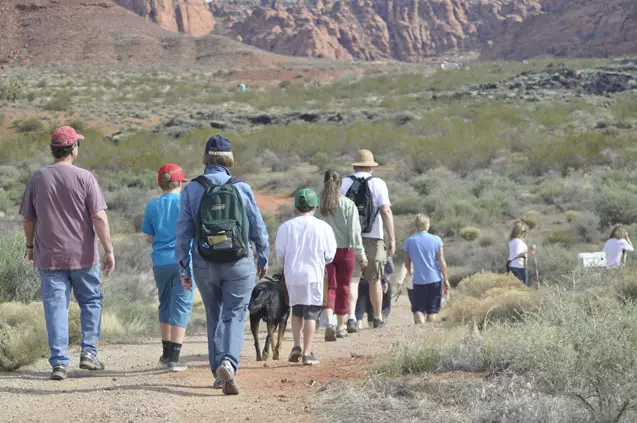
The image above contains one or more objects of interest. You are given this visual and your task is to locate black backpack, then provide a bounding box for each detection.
[194,176,250,264]
[345,176,378,234]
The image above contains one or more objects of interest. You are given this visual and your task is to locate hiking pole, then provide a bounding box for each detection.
[533,255,540,290]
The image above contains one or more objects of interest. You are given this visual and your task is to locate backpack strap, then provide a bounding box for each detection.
[194,175,213,190]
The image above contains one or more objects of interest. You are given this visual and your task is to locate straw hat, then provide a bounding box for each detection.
[351,149,378,167]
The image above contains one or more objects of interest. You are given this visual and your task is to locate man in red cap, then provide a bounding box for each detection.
[19,126,115,381]
[142,163,193,372]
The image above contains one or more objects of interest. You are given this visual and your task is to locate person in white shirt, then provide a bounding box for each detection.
[340,149,395,331]
[275,188,337,366]
[507,222,536,287]
[603,225,634,269]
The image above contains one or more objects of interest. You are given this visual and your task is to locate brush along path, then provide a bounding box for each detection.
[0,295,418,423]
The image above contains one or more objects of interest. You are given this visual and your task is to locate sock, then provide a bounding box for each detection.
[162,340,170,359]
[169,342,182,363]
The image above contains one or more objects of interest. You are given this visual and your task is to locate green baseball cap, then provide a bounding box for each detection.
[295,188,319,208]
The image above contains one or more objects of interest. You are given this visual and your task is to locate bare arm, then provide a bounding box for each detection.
[23,217,36,246]
[403,252,412,277]
[147,235,154,243]
[379,204,396,255]
[437,246,449,288]
[91,210,115,276]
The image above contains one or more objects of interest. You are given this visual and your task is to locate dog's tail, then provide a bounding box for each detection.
[248,284,268,314]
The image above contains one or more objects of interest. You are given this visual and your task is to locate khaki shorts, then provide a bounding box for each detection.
[361,238,386,284]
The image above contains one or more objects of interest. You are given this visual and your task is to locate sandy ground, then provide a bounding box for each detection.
[0,295,419,423]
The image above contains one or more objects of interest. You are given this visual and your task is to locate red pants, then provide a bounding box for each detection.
[325,248,355,315]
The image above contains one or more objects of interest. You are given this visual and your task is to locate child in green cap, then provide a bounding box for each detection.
[275,188,337,365]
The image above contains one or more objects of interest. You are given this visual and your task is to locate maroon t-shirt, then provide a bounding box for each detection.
[19,164,107,271]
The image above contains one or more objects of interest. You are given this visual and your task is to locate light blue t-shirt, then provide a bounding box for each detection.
[404,231,444,284]
[142,193,181,267]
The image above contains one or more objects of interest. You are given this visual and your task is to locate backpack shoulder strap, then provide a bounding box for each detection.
[194,175,213,190]
[227,177,243,185]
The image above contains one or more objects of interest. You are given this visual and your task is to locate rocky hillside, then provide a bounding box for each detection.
[210,0,637,61]
[114,0,216,36]
[0,0,296,67]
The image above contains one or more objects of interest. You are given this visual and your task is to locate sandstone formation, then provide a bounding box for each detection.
[209,0,637,62]
[115,0,215,36]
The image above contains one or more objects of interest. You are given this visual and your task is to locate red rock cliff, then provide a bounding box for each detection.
[115,0,215,36]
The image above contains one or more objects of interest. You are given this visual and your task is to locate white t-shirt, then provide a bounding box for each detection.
[508,238,528,268]
[603,238,634,269]
[275,215,337,307]
[340,171,391,240]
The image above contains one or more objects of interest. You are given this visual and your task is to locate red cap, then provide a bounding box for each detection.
[158,164,187,184]
[51,126,84,147]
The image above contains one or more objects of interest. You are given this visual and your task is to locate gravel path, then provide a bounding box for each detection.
[0,296,416,423]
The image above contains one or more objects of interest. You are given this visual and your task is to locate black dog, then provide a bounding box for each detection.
[249,273,289,361]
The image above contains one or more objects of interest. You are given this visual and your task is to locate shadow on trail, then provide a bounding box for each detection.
[0,383,221,397]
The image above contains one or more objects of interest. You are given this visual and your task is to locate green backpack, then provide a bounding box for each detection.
[194,176,250,264]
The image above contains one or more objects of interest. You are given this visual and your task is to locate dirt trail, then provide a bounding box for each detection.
[0,296,419,423]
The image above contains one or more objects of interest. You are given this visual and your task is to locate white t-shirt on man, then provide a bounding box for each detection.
[508,238,528,268]
[275,215,337,307]
[340,171,391,240]
[603,238,634,269]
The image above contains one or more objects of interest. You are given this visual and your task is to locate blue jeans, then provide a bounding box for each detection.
[355,282,391,322]
[153,264,194,328]
[510,267,529,286]
[192,255,255,376]
[39,264,103,367]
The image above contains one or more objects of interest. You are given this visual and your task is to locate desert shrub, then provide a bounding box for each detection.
[0,232,41,303]
[278,80,291,89]
[0,302,80,371]
[0,188,12,213]
[570,211,601,243]
[410,173,440,196]
[460,226,481,241]
[483,292,637,423]
[478,233,496,247]
[392,196,424,215]
[379,346,441,377]
[101,293,158,340]
[533,180,564,205]
[522,210,541,229]
[565,210,581,222]
[534,244,577,284]
[612,269,637,303]
[65,119,86,133]
[595,183,637,228]
[544,229,579,248]
[13,117,44,133]
[43,92,72,111]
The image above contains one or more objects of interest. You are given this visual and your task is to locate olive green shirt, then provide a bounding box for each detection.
[319,196,366,262]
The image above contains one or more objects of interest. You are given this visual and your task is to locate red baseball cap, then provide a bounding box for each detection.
[158,164,187,184]
[51,126,84,147]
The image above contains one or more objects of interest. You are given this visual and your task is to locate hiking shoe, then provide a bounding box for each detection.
[373,318,386,329]
[288,346,302,363]
[336,328,348,338]
[79,351,105,371]
[50,365,67,381]
[168,361,187,372]
[213,377,224,389]
[302,353,319,366]
[216,360,239,395]
[346,319,358,333]
[325,324,337,342]
[159,356,170,368]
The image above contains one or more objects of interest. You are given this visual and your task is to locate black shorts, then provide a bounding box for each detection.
[291,304,323,320]
[411,283,442,315]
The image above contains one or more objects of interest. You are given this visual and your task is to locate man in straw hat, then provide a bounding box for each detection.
[341,149,395,331]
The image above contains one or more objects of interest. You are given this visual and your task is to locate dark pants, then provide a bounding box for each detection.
[510,267,529,286]
[355,282,391,322]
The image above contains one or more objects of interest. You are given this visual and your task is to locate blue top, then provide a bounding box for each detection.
[404,231,444,284]
[175,165,270,277]
[142,193,182,267]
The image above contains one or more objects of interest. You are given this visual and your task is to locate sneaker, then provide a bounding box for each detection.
[302,353,319,366]
[79,351,105,371]
[168,361,188,372]
[373,318,386,329]
[346,319,358,333]
[216,360,239,395]
[159,356,170,368]
[336,328,348,338]
[50,365,67,381]
[288,346,302,363]
[213,377,224,389]
[325,324,337,342]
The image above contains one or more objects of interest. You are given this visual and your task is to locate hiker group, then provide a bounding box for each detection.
[19,127,634,393]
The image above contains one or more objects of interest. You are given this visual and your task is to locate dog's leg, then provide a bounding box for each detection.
[263,322,275,361]
[273,315,288,361]
[251,314,262,362]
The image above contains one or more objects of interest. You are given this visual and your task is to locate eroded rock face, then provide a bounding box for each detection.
[210,0,637,61]
[115,0,215,36]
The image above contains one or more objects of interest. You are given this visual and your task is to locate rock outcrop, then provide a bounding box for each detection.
[115,0,215,36]
[210,0,637,61]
